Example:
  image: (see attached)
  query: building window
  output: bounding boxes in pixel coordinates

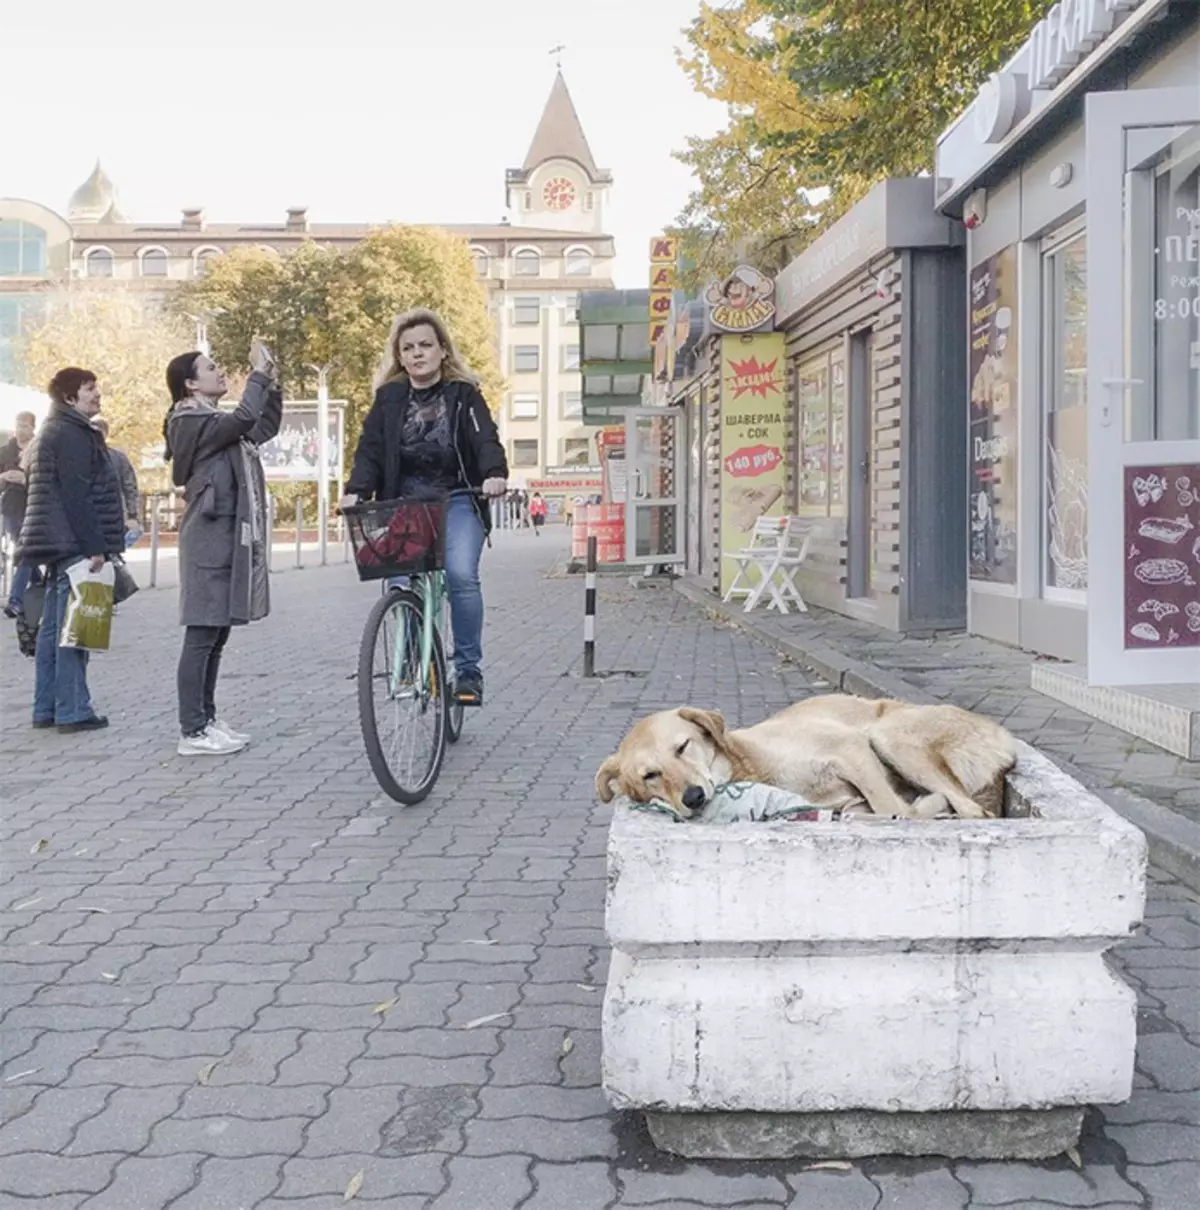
[513,296,540,325]
[511,393,539,419]
[797,348,846,516]
[0,294,44,382]
[612,373,642,396]
[192,248,221,277]
[562,390,582,419]
[472,247,489,277]
[565,247,593,277]
[84,247,114,278]
[583,325,617,360]
[619,324,651,360]
[584,192,595,212]
[1042,230,1088,596]
[0,220,47,277]
[562,293,580,323]
[563,344,581,371]
[513,345,540,373]
[139,248,168,277]
[512,439,539,467]
[563,437,591,466]
[513,248,541,277]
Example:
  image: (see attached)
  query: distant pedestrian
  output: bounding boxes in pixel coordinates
[529,490,546,535]
[19,369,124,732]
[91,416,142,546]
[164,342,282,757]
[1,410,36,619]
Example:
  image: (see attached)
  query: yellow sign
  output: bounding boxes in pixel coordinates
[649,235,679,263]
[649,320,668,345]
[719,333,788,595]
[649,264,676,291]
[648,291,672,321]
[707,265,776,334]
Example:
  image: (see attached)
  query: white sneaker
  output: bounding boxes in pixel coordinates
[209,718,250,744]
[177,726,246,756]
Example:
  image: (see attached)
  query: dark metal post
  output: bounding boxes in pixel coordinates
[583,535,597,678]
[149,495,161,588]
[294,499,303,570]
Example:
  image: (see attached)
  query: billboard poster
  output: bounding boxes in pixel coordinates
[1123,464,1200,649]
[719,332,788,594]
[968,248,1019,584]
[257,404,345,483]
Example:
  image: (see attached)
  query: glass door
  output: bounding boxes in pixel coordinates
[624,407,684,566]
[1086,87,1200,686]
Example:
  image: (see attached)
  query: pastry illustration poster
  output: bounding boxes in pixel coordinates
[968,247,1019,584]
[1124,464,1200,649]
[719,333,788,595]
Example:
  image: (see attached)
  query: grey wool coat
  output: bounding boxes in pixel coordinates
[167,371,283,628]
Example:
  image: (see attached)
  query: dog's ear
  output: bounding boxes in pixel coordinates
[595,755,623,803]
[678,707,729,749]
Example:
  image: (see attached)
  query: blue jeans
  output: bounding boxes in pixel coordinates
[388,494,486,679]
[33,565,95,725]
[4,515,31,613]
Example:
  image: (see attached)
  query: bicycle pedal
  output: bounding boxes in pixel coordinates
[454,690,483,707]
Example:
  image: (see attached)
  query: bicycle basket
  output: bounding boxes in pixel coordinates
[346,498,446,582]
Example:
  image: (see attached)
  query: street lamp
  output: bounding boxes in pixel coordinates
[306,364,333,566]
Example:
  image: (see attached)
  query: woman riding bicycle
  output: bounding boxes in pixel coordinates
[341,309,508,707]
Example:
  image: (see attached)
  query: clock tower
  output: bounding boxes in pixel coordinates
[506,72,611,234]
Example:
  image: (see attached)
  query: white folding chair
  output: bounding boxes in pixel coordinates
[722,516,786,606]
[758,517,811,614]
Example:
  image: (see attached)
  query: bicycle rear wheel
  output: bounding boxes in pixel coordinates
[358,588,447,804]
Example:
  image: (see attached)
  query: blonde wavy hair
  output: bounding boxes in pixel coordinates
[373,308,478,391]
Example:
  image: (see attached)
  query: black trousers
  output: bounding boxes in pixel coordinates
[177,625,231,735]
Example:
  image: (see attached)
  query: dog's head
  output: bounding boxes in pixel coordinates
[595,708,733,819]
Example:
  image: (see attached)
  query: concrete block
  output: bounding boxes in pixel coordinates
[601,743,1147,1158]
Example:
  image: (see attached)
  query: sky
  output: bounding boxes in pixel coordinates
[1,0,728,286]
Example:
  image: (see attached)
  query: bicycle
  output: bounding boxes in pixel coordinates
[343,494,469,804]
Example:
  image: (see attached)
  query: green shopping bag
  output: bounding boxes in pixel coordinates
[60,560,115,651]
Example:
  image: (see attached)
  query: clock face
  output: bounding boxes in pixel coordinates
[542,177,576,211]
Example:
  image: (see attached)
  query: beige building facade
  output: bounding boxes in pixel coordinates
[0,72,614,480]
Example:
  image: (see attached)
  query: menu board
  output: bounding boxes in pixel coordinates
[1123,464,1200,649]
[968,248,1019,584]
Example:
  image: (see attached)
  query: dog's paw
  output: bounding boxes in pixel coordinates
[912,792,950,819]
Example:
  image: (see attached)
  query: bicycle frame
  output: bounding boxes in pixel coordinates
[386,570,448,700]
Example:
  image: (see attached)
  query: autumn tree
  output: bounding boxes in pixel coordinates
[174,226,503,445]
[21,289,192,486]
[676,0,1054,276]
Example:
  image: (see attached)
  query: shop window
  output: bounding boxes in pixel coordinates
[1042,230,1089,596]
[797,348,846,516]
[512,439,539,467]
[513,345,539,373]
[513,296,540,325]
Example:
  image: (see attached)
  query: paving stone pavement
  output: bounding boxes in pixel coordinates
[2,528,1198,1210]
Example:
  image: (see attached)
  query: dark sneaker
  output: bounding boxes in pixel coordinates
[57,715,109,734]
[32,719,54,729]
[454,672,483,707]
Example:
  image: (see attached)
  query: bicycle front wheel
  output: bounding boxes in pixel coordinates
[358,588,447,804]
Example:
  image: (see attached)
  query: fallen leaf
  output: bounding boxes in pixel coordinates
[561,1035,575,1056]
[461,939,497,946]
[804,1161,853,1172]
[197,1062,218,1086]
[79,907,110,914]
[13,897,42,911]
[344,1170,364,1201]
[371,997,399,1017]
[30,839,48,854]
[74,848,89,856]
[1065,1146,1082,1169]
[460,1012,510,1030]
[3,1068,42,1083]
[575,984,599,992]
[100,972,117,982]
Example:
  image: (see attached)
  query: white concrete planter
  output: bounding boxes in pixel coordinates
[601,743,1147,1159]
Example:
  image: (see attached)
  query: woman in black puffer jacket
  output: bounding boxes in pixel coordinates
[19,367,124,732]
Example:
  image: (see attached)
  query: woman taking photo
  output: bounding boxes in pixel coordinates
[342,308,508,707]
[165,343,282,756]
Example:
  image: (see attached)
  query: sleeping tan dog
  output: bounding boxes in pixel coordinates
[595,695,1017,820]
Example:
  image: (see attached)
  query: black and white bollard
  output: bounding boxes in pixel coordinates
[583,535,597,678]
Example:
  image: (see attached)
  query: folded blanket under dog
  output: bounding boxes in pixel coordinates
[626,781,837,824]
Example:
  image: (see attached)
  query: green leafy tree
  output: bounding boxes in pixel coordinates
[174,226,503,445]
[676,0,1054,277]
[22,289,192,486]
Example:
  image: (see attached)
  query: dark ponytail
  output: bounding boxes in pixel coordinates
[163,350,201,461]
